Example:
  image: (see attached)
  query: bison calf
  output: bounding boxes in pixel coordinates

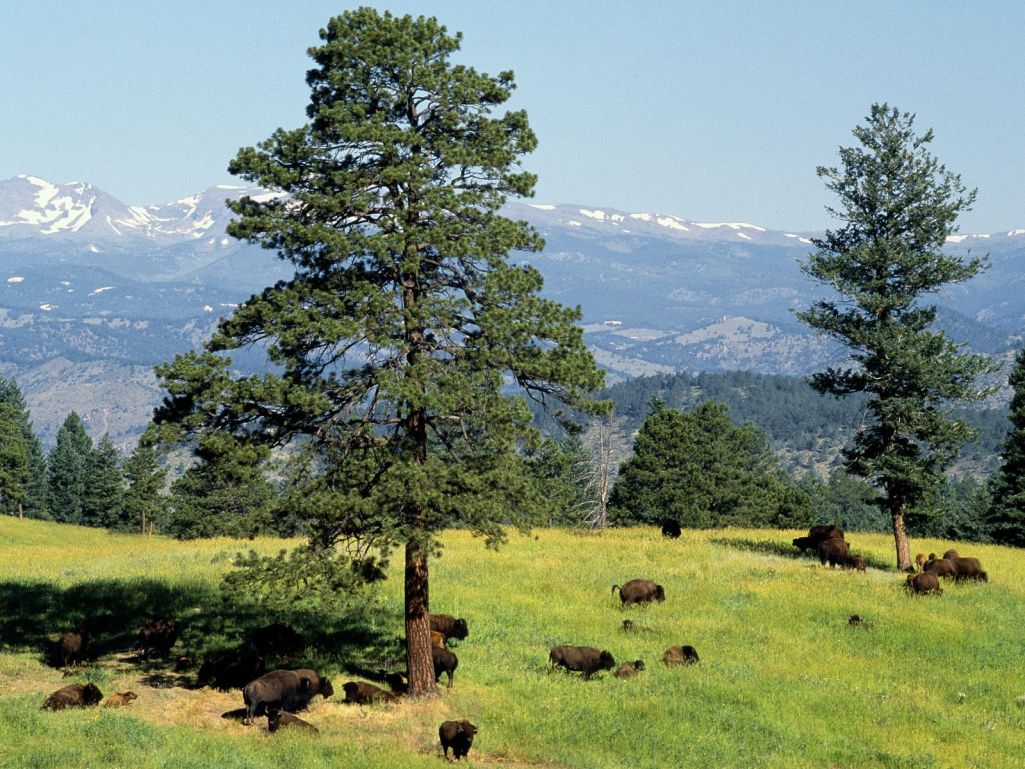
[42,683,103,710]
[342,681,397,705]
[103,691,138,708]
[612,579,665,606]
[266,705,319,734]
[663,645,700,665]
[549,645,616,680]
[439,720,477,760]
[431,630,447,648]
[615,660,645,678]
[907,573,943,595]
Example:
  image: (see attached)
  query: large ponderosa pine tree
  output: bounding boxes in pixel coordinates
[0,376,48,518]
[0,403,31,518]
[153,9,603,695]
[797,104,992,570]
[987,349,1025,545]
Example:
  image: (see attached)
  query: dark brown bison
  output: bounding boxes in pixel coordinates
[42,683,103,710]
[948,556,987,582]
[249,622,305,656]
[382,671,408,694]
[197,649,266,691]
[818,537,850,568]
[549,645,616,680]
[137,618,177,660]
[844,554,866,571]
[175,656,195,672]
[266,704,319,733]
[614,660,645,678]
[432,646,459,687]
[430,614,468,641]
[612,579,665,606]
[439,720,477,761]
[430,630,447,648]
[103,691,137,708]
[907,572,943,595]
[56,630,90,670]
[924,558,958,578]
[242,668,333,725]
[942,549,960,561]
[661,519,682,538]
[809,524,845,541]
[342,681,397,705]
[663,645,700,665]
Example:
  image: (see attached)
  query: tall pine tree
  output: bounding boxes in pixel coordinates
[122,443,168,535]
[796,105,992,570]
[47,412,93,524]
[0,376,48,518]
[987,349,1025,545]
[0,404,30,518]
[81,434,126,529]
[153,9,604,696]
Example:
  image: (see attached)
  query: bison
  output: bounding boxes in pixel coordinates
[430,614,468,641]
[56,630,90,670]
[137,618,177,660]
[42,683,103,710]
[661,519,682,538]
[431,630,447,648]
[793,525,845,553]
[432,646,459,687]
[612,579,665,606]
[439,720,477,761]
[266,704,319,734]
[549,645,615,680]
[242,668,332,725]
[197,649,266,691]
[663,645,700,666]
[942,549,960,561]
[342,681,397,705]
[924,558,957,578]
[103,691,137,708]
[915,553,928,572]
[948,556,987,582]
[614,660,645,678]
[383,671,408,694]
[907,572,943,595]
[818,537,850,568]
[843,554,866,571]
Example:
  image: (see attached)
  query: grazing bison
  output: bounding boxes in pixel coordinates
[242,668,332,725]
[42,683,103,710]
[844,554,866,571]
[663,645,700,666]
[549,645,616,680]
[948,556,987,582]
[818,537,850,568]
[439,720,477,761]
[431,631,447,648]
[342,681,397,705]
[848,615,871,629]
[793,525,845,553]
[432,646,459,687]
[430,614,468,641]
[791,536,818,553]
[907,572,943,595]
[915,553,928,572]
[942,549,960,561]
[137,618,177,660]
[266,704,319,734]
[615,660,645,678]
[612,579,665,606]
[57,630,90,670]
[198,649,266,691]
[103,691,137,708]
[249,622,305,656]
[924,558,958,578]
[661,519,682,538]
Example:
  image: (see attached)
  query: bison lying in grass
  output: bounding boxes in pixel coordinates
[42,683,103,710]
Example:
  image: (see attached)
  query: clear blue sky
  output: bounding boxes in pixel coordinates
[2,1,1022,232]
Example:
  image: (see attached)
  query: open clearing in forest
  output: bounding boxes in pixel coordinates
[0,517,1023,769]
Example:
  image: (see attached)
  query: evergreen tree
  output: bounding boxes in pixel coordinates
[608,400,810,529]
[987,349,1025,545]
[796,104,992,569]
[525,436,590,526]
[47,412,93,524]
[0,404,31,517]
[122,442,168,535]
[0,376,48,518]
[152,10,603,695]
[81,434,126,529]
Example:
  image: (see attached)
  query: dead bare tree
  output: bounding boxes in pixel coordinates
[576,413,626,528]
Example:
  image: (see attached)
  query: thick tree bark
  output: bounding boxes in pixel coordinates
[891,507,912,571]
[404,538,437,697]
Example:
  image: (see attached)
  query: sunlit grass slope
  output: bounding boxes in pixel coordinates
[1,517,1023,769]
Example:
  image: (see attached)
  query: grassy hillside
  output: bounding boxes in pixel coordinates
[0,518,1023,769]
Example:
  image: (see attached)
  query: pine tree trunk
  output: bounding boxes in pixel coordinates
[404,538,437,697]
[18,501,23,520]
[892,506,912,571]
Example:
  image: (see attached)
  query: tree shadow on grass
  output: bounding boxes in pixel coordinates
[710,536,892,571]
[0,577,401,686]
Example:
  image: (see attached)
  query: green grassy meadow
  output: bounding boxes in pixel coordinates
[1,517,1023,769]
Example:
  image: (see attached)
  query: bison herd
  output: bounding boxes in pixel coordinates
[32,525,992,763]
